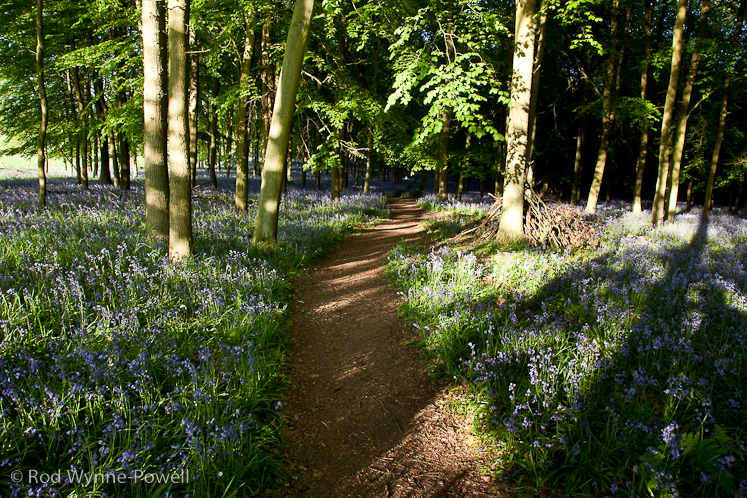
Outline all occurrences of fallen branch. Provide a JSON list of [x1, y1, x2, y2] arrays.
[[459, 190, 599, 249]]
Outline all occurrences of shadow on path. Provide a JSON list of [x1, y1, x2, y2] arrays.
[[280, 199, 501, 498]]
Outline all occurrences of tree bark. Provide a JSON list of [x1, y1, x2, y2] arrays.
[[632, 0, 653, 214], [585, 0, 619, 214], [437, 107, 452, 201], [35, 0, 47, 207], [108, 130, 120, 187], [260, 16, 274, 171], [364, 132, 373, 194], [235, 9, 257, 210], [72, 67, 89, 190], [208, 78, 219, 188], [118, 132, 130, 190], [168, 0, 193, 261], [93, 78, 112, 184], [703, 0, 745, 220], [524, 5, 548, 187], [188, 31, 199, 187], [571, 81, 588, 205], [665, 0, 711, 220], [252, 0, 314, 245], [143, 0, 170, 241], [652, 0, 687, 225], [497, 0, 536, 241]]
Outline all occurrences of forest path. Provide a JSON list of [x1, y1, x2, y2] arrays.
[[280, 198, 500, 498]]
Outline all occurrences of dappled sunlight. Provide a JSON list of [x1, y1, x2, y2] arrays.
[[389, 198, 747, 496]]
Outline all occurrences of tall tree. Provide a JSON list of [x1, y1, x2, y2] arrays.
[[72, 67, 89, 190], [188, 32, 199, 187], [35, 0, 47, 207], [652, 0, 687, 225], [497, 0, 536, 241], [208, 78, 219, 189], [437, 21, 456, 202], [584, 0, 619, 214], [703, 0, 745, 220], [143, 0, 169, 241], [252, 0, 314, 245], [524, 3, 548, 187], [632, 0, 654, 214], [234, 8, 258, 211], [666, 0, 711, 220], [168, 0, 193, 261]]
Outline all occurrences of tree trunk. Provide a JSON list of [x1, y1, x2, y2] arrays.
[[524, 5, 548, 187], [208, 78, 219, 188], [260, 16, 274, 171], [571, 89, 587, 205], [632, 0, 653, 214], [235, 10, 258, 211], [666, 0, 711, 220], [733, 176, 744, 214], [108, 130, 120, 187], [225, 110, 233, 177], [252, 0, 314, 244], [497, 0, 536, 241], [72, 67, 89, 190], [94, 78, 111, 185], [585, 0, 619, 214], [686, 178, 694, 210], [701, 0, 744, 221], [118, 133, 130, 190], [168, 0, 193, 261], [437, 107, 452, 201], [364, 132, 372, 194], [100, 134, 111, 184], [35, 0, 47, 206], [456, 170, 464, 201], [652, 0, 688, 225], [188, 31, 199, 187], [75, 143, 81, 184], [143, 0, 170, 241]]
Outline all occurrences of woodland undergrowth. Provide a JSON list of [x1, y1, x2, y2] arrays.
[[388, 197, 746, 498], [0, 180, 388, 497]]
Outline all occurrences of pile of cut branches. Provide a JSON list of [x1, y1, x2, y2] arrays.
[[460, 190, 599, 249]]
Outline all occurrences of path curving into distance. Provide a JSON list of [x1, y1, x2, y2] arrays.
[[280, 198, 501, 498]]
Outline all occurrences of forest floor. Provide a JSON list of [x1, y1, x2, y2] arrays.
[[280, 198, 506, 498]]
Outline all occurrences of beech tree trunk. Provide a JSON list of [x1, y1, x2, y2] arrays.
[[36, 0, 47, 206], [437, 107, 452, 201], [703, 0, 745, 220], [188, 34, 199, 187], [252, 0, 314, 245], [571, 81, 588, 205], [234, 10, 257, 210], [364, 132, 372, 194], [93, 79, 112, 184], [108, 130, 120, 187], [208, 78, 219, 188], [524, 5, 548, 187], [632, 0, 653, 214], [143, 0, 169, 241], [72, 67, 89, 190], [497, 0, 535, 241], [167, 0, 193, 261], [666, 0, 711, 220], [652, 0, 687, 225], [585, 0, 619, 214]]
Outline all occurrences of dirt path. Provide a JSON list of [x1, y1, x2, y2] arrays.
[[280, 198, 501, 498]]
